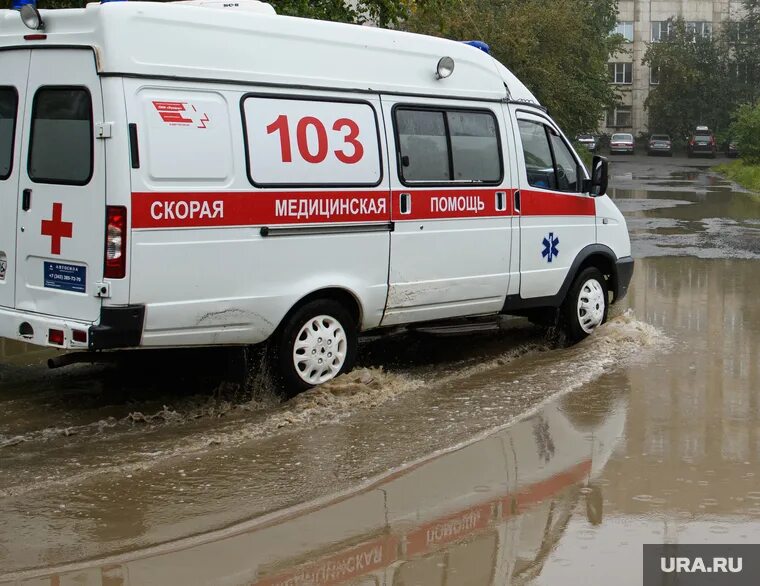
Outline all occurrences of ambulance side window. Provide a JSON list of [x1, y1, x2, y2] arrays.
[[395, 109, 450, 182], [548, 130, 582, 193], [28, 87, 93, 185], [517, 119, 557, 191], [448, 111, 500, 182], [395, 107, 502, 185], [0, 87, 18, 180]]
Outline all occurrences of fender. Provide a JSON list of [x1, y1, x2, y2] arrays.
[[502, 244, 632, 313]]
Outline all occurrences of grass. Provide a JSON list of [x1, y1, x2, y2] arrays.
[[714, 159, 760, 193]]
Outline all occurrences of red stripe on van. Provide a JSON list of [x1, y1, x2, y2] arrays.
[[390, 188, 512, 220], [131, 188, 595, 229], [253, 535, 399, 586], [520, 189, 596, 216], [131, 191, 390, 229], [502, 459, 592, 517]]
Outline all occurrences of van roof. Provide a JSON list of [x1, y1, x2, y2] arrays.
[[0, 2, 540, 104]]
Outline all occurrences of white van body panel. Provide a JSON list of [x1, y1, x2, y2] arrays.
[[379, 95, 514, 326], [509, 107, 596, 300], [0, 2, 632, 352], [14, 49, 106, 323], [125, 80, 391, 344], [595, 195, 631, 259], [0, 50, 28, 311]]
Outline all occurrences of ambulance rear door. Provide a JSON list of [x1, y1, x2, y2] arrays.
[[14, 49, 105, 322], [0, 50, 29, 310]]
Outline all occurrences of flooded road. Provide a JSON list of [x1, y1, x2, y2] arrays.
[[1, 155, 759, 584]]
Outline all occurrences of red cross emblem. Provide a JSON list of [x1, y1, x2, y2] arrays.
[[41, 202, 73, 255]]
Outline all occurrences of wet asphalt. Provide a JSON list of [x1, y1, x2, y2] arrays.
[[0, 153, 759, 585]]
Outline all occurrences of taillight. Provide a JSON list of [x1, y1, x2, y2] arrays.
[[105, 206, 127, 279], [48, 328, 64, 346]]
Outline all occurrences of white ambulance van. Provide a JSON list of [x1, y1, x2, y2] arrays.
[[0, 0, 633, 392]]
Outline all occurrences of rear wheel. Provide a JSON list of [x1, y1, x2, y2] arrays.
[[561, 267, 609, 342], [270, 299, 358, 396]]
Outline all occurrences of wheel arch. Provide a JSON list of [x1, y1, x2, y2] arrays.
[[276, 287, 363, 335], [502, 244, 622, 313]]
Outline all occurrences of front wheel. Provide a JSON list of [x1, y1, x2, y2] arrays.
[[561, 267, 609, 342], [270, 299, 358, 396]]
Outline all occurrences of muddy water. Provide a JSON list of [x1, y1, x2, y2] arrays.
[[1, 156, 759, 584]]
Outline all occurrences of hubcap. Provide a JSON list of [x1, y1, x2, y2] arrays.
[[293, 315, 347, 385], [577, 278, 605, 334]]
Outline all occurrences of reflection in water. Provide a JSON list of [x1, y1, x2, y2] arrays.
[[535, 256, 760, 585], [1, 382, 629, 585], [606, 257, 760, 514]]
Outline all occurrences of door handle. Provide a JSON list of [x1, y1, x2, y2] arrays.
[[22, 189, 32, 212], [514, 190, 521, 214], [495, 191, 507, 212], [399, 193, 411, 215]]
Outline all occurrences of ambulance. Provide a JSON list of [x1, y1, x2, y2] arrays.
[[0, 0, 633, 392]]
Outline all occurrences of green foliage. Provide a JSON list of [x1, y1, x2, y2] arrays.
[[0, 0, 416, 25], [271, 0, 414, 27], [571, 141, 593, 170], [643, 18, 729, 140], [715, 159, 760, 192], [729, 101, 760, 163], [402, 0, 622, 138], [645, 1, 760, 140]]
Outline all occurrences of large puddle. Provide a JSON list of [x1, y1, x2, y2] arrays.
[[2, 156, 759, 584]]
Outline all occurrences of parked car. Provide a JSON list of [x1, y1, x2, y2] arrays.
[[576, 134, 598, 152], [610, 133, 635, 154], [647, 134, 673, 156], [687, 126, 717, 158], [726, 141, 739, 158]]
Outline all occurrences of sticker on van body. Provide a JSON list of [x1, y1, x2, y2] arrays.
[[542, 232, 559, 263], [44, 262, 86, 293]]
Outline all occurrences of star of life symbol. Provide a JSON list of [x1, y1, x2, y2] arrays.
[[542, 232, 559, 263]]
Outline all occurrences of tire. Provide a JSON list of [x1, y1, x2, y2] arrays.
[[561, 267, 609, 343], [270, 299, 358, 396]]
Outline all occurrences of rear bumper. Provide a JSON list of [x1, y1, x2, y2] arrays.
[[610, 146, 634, 153], [0, 305, 145, 351], [0, 307, 93, 350], [88, 305, 145, 350], [614, 256, 634, 302]]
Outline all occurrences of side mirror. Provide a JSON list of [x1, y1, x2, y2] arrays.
[[586, 155, 608, 197]]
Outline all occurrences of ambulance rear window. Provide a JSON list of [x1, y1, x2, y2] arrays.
[[395, 107, 502, 185], [0, 87, 17, 180], [28, 87, 93, 185]]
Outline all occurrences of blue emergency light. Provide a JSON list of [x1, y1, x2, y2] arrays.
[[11, 0, 36, 10], [463, 40, 491, 54], [101, 0, 128, 3]]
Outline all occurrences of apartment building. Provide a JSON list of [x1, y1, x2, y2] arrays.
[[604, 0, 745, 136]]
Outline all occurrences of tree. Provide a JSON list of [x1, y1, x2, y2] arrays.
[[643, 18, 729, 140], [402, 0, 623, 138], [0, 0, 417, 26], [270, 0, 414, 27], [729, 101, 760, 162], [723, 0, 760, 107]]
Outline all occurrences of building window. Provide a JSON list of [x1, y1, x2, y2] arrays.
[[687, 21, 712, 39], [614, 21, 634, 42], [650, 67, 660, 85], [608, 62, 633, 84], [607, 106, 633, 128], [651, 21, 673, 42]]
